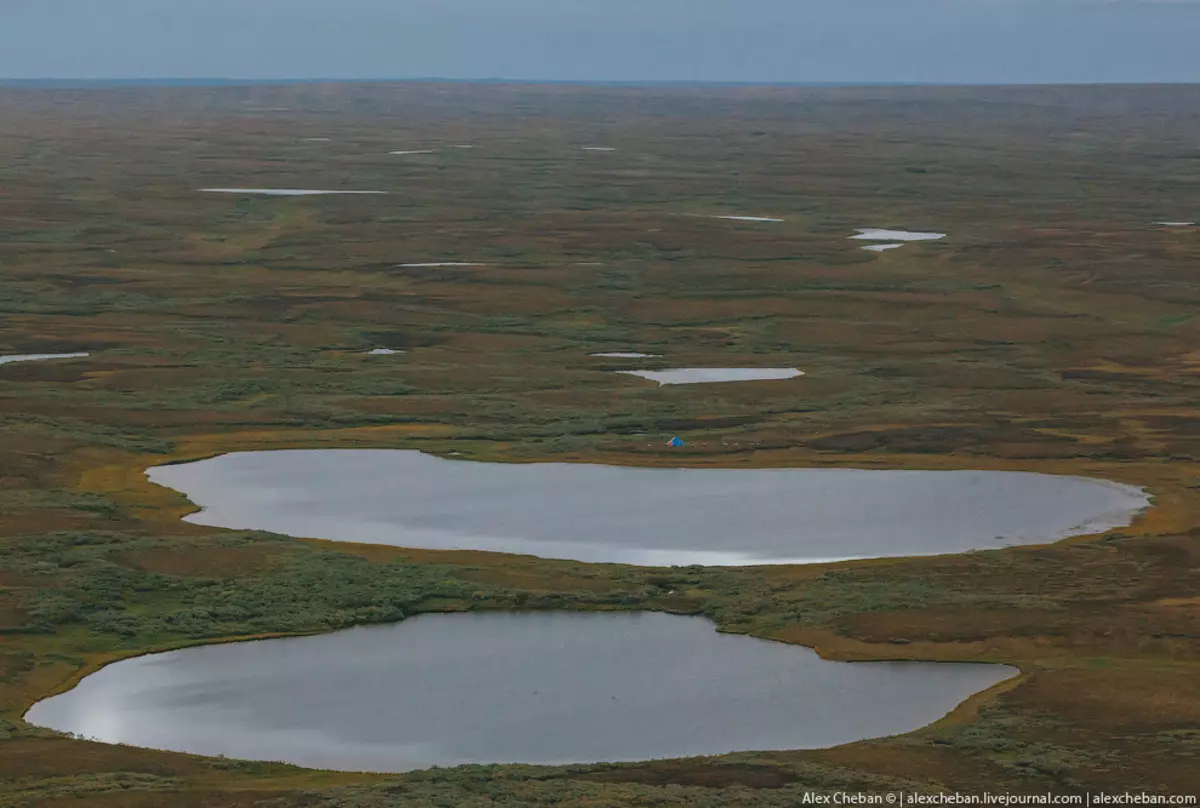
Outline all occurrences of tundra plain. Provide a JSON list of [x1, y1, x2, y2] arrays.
[[0, 83, 1198, 805]]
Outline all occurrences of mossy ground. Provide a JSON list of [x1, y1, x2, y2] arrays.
[[0, 83, 1198, 805]]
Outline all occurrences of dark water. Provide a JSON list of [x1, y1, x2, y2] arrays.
[[26, 612, 1017, 772], [147, 450, 1148, 566]]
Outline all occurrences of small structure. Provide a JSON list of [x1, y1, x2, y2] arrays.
[[667, 436, 686, 448]]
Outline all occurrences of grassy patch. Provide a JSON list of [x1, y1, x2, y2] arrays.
[[0, 82, 1198, 804]]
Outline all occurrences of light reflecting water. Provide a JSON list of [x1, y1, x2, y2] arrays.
[[0, 352, 89, 365], [147, 450, 1149, 566], [713, 215, 784, 222], [198, 189, 388, 196], [26, 612, 1017, 773], [396, 262, 485, 267], [619, 367, 803, 385], [850, 229, 946, 241]]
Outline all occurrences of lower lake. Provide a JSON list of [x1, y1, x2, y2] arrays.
[[26, 611, 1017, 773], [147, 450, 1149, 566]]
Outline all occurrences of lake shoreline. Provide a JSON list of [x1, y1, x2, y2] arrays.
[[14, 424, 1172, 763], [144, 448, 1149, 566], [25, 612, 1020, 772]]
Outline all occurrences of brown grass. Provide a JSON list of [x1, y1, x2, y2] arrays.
[[1, 81, 1198, 804]]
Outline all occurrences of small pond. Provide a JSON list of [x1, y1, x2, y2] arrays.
[[198, 189, 388, 196], [397, 262, 486, 267], [0, 352, 89, 366], [25, 611, 1017, 773], [620, 367, 803, 385], [147, 450, 1149, 566], [850, 229, 945, 242]]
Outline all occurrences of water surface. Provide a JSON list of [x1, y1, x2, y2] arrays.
[[397, 262, 485, 267], [862, 243, 905, 252], [714, 215, 784, 222], [620, 367, 803, 385], [25, 611, 1017, 773], [198, 189, 387, 196], [851, 228, 945, 241], [0, 352, 89, 366], [592, 351, 661, 358], [148, 450, 1149, 566]]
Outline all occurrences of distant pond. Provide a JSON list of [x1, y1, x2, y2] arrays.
[[147, 450, 1149, 566], [618, 367, 803, 385], [26, 612, 1017, 772], [0, 352, 89, 366]]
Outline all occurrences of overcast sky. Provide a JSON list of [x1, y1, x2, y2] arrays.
[[2, 0, 1198, 84]]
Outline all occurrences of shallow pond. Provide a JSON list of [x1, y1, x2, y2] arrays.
[[198, 189, 387, 196], [0, 352, 89, 366], [591, 351, 661, 358], [25, 611, 1017, 772], [147, 450, 1148, 566], [619, 367, 803, 385], [850, 229, 945, 242], [397, 262, 485, 267]]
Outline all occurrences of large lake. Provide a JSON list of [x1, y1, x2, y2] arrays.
[[26, 612, 1017, 772], [148, 450, 1148, 566]]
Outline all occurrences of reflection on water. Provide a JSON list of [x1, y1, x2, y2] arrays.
[[27, 612, 1018, 772], [619, 367, 803, 385], [198, 188, 388, 196], [850, 228, 945, 241], [147, 449, 1149, 566], [0, 352, 89, 365]]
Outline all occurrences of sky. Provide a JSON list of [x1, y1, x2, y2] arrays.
[[2, 0, 1198, 84]]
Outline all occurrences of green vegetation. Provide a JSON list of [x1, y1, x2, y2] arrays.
[[0, 82, 1197, 805]]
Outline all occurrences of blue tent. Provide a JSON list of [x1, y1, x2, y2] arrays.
[[667, 436, 686, 447]]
